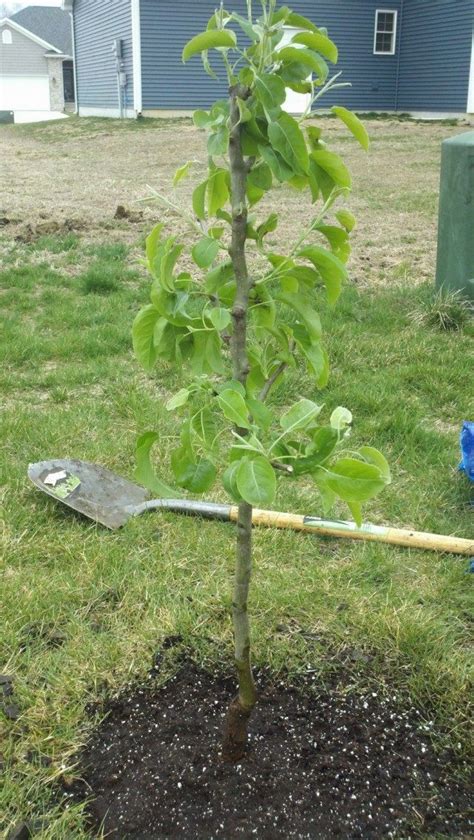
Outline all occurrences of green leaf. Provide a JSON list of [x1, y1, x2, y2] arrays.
[[154, 238, 182, 292], [206, 9, 231, 30], [251, 290, 276, 328], [208, 125, 229, 156], [259, 144, 294, 183], [205, 260, 234, 293], [241, 127, 259, 156], [246, 363, 266, 397], [290, 426, 338, 474], [172, 451, 216, 493], [285, 265, 320, 287], [331, 106, 370, 152], [201, 50, 218, 81], [145, 223, 165, 271], [237, 97, 252, 123], [254, 73, 286, 119], [132, 305, 160, 371], [278, 47, 328, 82], [209, 307, 231, 331], [150, 288, 192, 327], [182, 30, 236, 63], [269, 6, 290, 25], [209, 99, 229, 123], [153, 318, 184, 363], [293, 325, 329, 387], [166, 388, 190, 410], [310, 148, 351, 189], [248, 162, 272, 191], [289, 174, 308, 191], [215, 208, 232, 224], [278, 60, 315, 86], [192, 180, 207, 220], [173, 162, 191, 186], [267, 253, 295, 272], [231, 12, 260, 41], [222, 460, 242, 501], [217, 389, 251, 429], [193, 110, 212, 129], [359, 446, 391, 482], [277, 290, 322, 341], [135, 431, 181, 497], [285, 11, 318, 33], [285, 80, 312, 94], [291, 31, 338, 63], [247, 182, 265, 207], [268, 112, 309, 176], [215, 379, 245, 396], [306, 125, 322, 147], [246, 397, 274, 431], [190, 330, 225, 375], [298, 245, 348, 304], [239, 66, 255, 87], [280, 398, 323, 434], [313, 472, 337, 513], [347, 500, 363, 527], [236, 456, 276, 506], [309, 159, 336, 201], [317, 458, 387, 503], [192, 236, 220, 268], [280, 274, 298, 293], [257, 213, 278, 247], [207, 169, 229, 216], [208, 225, 225, 240], [191, 407, 217, 448], [336, 209, 356, 232], [330, 406, 352, 432], [312, 426, 339, 458], [315, 224, 351, 262]]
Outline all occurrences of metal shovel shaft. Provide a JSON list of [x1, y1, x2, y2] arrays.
[[136, 499, 473, 555], [129, 499, 232, 520]]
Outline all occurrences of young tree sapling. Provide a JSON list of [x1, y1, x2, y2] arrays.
[[132, 0, 391, 762]]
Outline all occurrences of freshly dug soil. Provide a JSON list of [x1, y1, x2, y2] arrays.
[[68, 662, 472, 839]]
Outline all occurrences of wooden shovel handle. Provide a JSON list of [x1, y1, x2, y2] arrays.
[[229, 507, 473, 556]]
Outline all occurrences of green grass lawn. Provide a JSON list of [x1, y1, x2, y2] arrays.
[[1, 157, 473, 836]]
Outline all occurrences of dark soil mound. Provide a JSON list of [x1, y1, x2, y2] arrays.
[[68, 663, 472, 839]]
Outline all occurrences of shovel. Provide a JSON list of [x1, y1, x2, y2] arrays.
[[28, 459, 473, 555]]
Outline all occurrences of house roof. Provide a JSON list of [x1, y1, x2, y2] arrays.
[[10, 5, 72, 55]]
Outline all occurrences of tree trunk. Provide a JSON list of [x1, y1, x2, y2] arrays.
[[222, 84, 257, 763]]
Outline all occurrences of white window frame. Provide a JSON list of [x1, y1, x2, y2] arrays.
[[373, 9, 397, 56], [2, 28, 13, 44]]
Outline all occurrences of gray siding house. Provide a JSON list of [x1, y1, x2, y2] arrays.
[[63, 0, 474, 118], [0, 6, 74, 115]]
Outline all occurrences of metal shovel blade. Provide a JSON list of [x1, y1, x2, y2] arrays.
[[28, 459, 150, 529]]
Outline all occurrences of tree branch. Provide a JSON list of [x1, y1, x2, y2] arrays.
[[258, 359, 288, 402]]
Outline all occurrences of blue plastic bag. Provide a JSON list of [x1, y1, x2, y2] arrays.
[[459, 421, 474, 482]]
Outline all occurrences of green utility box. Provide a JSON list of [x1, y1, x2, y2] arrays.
[[436, 131, 474, 301]]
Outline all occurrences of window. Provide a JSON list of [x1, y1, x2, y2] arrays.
[[373, 9, 397, 55], [2, 29, 13, 44]]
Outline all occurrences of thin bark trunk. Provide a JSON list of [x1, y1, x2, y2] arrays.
[[222, 84, 257, 762]]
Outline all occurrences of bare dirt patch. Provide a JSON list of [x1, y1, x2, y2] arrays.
[[67, 660, 472, 839], [1, 116, 471, 285]]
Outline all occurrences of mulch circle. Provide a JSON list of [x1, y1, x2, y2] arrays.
[[67, 662, 472, 839]]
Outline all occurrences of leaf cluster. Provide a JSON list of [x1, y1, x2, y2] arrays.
[[132, 2, 389, 523]]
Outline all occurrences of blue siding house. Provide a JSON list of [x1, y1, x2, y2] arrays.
[[62, 0, 474, 118]]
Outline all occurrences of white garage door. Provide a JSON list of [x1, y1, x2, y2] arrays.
[[0, 75, 50, 110]]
